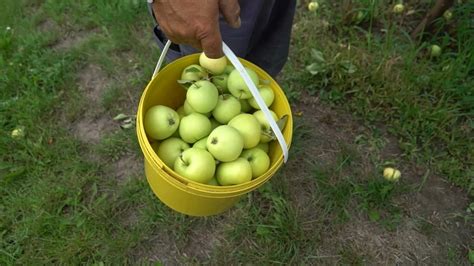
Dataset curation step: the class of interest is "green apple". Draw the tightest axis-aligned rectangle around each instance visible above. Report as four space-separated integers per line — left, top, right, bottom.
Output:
443 10 453 21
227 68 259 99
308 2 319 12
174 148 216 184
154 137 190 168
187 80 219 113
183 100 211 117
228 113 261 149
181 64 207 81
179 113 211 143
171 129 180 138
212 74 229 94
255 142 269 153
430 45 442 57
212 94 241 124
193 137 208 150
207 177 220 186
216 158 252 186
210 118 221 132
144 105 180 140
183 100 196 115
248 85 275 109
207 125 244 162
241 148 270 178
253 110 278 143
199 52 227 75
392 3 404 14
176 106 186 118
240 99 253 113
224 65 235 75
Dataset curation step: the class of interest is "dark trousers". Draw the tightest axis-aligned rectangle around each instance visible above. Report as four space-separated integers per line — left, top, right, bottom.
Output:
148 0 296 77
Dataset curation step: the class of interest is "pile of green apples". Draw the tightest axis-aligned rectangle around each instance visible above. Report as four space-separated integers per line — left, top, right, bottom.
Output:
144 52 282 186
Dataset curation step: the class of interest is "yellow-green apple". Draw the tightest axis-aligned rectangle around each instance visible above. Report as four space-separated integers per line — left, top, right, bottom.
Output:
183 99 211 117
228 113 261 148
210 118 221 131
144 105 180 140
207 177 220 186
248 85 275 109
176 106 186 118
240 99 253 113
193 137 208 150
179 113 211 143
155 137 190 168
430 45 442 57
216 158 252 185
187 80 219 113
174 148 215 184
212 94 241 124
224 65 235 75
212 74 229 94
240 148 270 178
227 67 259 99
253 110 278 143
392 3 404 14
199 52 227 75
180 64 207 81
207 125 244 162
308 1 319 12
255 142 270 153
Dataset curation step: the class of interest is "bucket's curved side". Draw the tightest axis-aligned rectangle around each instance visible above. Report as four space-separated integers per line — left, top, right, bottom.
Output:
144 159 241 216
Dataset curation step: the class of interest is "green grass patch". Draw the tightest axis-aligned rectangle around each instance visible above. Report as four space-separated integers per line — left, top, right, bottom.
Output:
284 1 473 191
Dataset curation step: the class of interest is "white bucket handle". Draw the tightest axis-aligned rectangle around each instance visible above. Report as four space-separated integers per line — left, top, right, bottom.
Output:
152 40 289 163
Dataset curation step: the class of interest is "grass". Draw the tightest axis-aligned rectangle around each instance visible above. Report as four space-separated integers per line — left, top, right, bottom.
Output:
283 1 473 190
1 0 472 264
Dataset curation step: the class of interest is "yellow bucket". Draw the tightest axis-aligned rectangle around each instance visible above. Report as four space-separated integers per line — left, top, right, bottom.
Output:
136 53 293 216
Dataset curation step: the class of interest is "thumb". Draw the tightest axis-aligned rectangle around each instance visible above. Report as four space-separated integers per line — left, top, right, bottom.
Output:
200 25 223 58
219 0 241 28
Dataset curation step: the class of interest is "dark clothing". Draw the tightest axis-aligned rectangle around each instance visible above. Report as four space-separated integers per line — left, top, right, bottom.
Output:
148 0 296 77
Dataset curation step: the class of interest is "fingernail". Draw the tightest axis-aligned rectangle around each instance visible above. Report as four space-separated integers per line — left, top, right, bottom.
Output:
234 17 241 28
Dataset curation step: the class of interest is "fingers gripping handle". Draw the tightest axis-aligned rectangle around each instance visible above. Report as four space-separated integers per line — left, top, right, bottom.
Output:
222 42 289 163
151 40 289 163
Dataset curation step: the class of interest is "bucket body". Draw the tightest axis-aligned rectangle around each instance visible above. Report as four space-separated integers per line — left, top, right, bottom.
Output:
136 54 293 216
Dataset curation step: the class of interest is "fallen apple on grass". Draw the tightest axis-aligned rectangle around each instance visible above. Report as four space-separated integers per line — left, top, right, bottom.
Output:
392 3 405 14
308 2 319 12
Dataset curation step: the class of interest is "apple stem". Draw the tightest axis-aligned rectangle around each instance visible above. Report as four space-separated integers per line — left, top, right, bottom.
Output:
179 155 188 166
168 118 175 126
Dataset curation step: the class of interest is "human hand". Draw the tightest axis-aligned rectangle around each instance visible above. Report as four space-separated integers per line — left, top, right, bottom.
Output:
152 0 241 58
